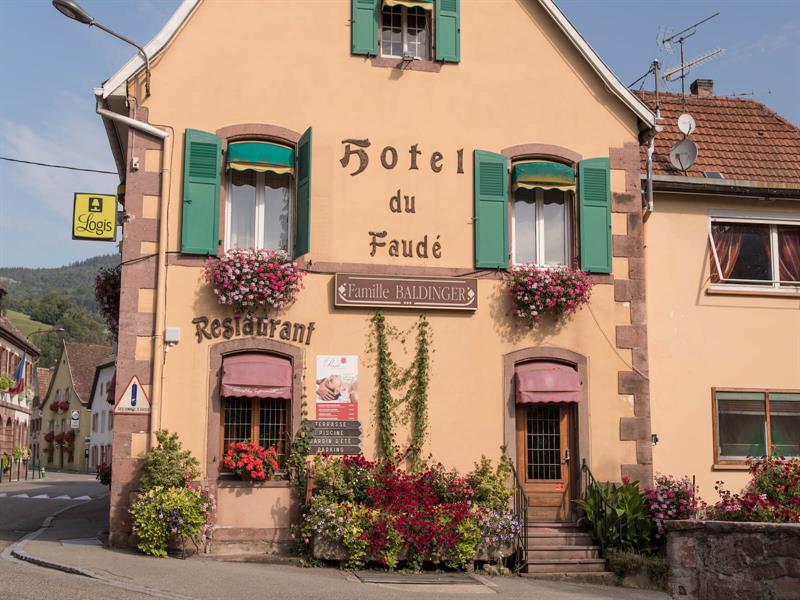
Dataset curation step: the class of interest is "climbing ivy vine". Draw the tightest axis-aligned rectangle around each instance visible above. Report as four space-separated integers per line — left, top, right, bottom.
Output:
368 312 432 468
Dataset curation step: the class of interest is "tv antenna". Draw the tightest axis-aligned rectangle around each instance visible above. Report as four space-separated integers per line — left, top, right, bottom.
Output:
659 12 723 107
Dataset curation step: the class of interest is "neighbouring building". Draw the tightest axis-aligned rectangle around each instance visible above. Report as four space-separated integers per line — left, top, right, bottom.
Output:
0 288 41 463
37 341 113 472
636 81 800 497
30 367 54 466
94 0 657 566
88 359 116 470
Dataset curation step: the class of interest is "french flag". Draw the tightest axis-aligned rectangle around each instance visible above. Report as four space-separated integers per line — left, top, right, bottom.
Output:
8 355 26 395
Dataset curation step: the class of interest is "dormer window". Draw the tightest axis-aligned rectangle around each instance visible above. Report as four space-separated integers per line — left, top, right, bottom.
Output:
381 1 432 60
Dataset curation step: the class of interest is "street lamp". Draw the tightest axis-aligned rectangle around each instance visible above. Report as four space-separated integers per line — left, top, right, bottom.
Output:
52 0 151 96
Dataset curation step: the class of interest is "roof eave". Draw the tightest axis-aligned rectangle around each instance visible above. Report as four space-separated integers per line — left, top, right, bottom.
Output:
646 173 800 199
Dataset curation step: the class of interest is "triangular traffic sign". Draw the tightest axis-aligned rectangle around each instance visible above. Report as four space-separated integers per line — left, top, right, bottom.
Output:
115 375 151 414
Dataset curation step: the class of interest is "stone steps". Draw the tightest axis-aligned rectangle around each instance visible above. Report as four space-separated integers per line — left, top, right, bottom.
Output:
524 558 607 573
527 545 600 560
522 521 611 576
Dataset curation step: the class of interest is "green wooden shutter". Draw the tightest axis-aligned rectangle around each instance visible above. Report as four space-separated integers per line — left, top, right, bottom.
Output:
435 0 460 63
474 149 508 269
579 157 612 273
181 129 221 255
294 127 312 258
352 0 378 56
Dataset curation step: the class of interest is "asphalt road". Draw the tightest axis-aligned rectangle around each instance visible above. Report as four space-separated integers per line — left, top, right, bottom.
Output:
0 473 107 551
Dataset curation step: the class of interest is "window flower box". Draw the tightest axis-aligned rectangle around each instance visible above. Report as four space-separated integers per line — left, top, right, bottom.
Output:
58 400 70 412
49 401 59 412
204 248 303 313
508 263 593 325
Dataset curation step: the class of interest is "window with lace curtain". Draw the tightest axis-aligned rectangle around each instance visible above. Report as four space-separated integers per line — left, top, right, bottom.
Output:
226 170 292 253
709 217 800 289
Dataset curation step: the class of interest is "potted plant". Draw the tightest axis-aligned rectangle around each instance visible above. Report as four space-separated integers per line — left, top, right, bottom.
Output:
44 431 55 443
53 432 65 445
64 430 76 443
95 265 121 342
221 440 279 481
58 400 70 412
507 263 593 326
96 463 112 486
49 401 59 412
204 248 304 313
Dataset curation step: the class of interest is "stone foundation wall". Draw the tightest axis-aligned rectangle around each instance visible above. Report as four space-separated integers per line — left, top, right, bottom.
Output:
666 520 800 600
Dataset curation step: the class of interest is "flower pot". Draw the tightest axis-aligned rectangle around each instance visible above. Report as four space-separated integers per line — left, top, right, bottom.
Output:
473 541 515 561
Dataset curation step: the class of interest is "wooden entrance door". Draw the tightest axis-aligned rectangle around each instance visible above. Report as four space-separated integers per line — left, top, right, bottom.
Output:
516 403 575 522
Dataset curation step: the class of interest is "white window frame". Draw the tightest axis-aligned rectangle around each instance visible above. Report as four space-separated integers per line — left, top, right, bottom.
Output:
511 188 572 267
224 171 294 256
380 4 432 60
707 210 800 292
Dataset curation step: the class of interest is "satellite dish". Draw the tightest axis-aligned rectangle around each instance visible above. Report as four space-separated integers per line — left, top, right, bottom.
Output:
678 113 696 136
669 139 698 172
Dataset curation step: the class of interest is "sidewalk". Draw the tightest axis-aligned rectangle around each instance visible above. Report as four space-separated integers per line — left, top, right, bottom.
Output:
11 499 668 600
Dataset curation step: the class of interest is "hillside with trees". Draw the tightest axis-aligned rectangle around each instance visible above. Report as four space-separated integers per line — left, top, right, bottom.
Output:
0 254 119 366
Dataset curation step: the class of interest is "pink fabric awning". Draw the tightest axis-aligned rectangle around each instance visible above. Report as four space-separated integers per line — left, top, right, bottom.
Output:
221 353 292 399
515 361 580 404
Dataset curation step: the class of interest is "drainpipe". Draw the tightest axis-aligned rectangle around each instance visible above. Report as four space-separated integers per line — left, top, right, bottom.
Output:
645 133 655 213
95 93 170 447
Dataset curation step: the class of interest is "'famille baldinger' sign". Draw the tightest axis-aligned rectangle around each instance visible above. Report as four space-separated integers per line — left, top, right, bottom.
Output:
335 274 477 311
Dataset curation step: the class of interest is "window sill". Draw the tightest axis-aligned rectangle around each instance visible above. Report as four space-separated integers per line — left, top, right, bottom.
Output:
712 463 750 471
706 285 800 298
371 56 442 73
216 478 291 489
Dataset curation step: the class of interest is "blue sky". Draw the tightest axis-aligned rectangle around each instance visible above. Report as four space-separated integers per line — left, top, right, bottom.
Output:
1 0 798 268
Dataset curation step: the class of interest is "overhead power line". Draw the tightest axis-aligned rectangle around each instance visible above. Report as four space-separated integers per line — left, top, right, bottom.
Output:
0 156 118 175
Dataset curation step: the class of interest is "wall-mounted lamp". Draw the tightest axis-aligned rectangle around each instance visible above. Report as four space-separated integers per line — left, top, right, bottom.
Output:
52 0 151 96
651 433 660 446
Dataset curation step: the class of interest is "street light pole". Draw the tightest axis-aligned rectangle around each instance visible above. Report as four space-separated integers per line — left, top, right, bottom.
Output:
52 0 151 96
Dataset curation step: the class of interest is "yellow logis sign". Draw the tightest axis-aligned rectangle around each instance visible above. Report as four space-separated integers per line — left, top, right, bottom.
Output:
72 193 117 241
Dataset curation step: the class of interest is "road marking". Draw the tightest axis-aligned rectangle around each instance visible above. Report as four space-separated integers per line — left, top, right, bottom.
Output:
12 494 29 498
31 494 50 499
53 495 72 500
73 496 92 500
0 493 6 498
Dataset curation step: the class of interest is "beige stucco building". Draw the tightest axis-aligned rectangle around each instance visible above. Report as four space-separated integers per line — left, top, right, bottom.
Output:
637 85 800 498
93 1 658 566
36 342 113 472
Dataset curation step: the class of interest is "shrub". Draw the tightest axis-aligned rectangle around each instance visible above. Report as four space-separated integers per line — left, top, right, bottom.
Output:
606 548 668 587
131 485 214 557
708 456 800 522
221 441 278 481
508 264 593 325
575 477 654 554
1 455 9 472
139 430 200 492
466 455 512 512
644 475 702 538
204 248 303 312
301 454 519 570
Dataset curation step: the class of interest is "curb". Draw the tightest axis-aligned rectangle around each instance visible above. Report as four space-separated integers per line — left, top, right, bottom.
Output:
1 495 195 600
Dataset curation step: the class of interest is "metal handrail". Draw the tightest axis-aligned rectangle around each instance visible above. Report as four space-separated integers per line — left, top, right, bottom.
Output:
509 461 528 567
579 459 616 554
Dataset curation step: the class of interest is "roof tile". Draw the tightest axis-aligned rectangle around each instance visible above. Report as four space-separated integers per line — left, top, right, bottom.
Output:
635 91 800 186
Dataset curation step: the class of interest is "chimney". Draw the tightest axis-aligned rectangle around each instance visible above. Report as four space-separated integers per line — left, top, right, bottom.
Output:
690 79 714 97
